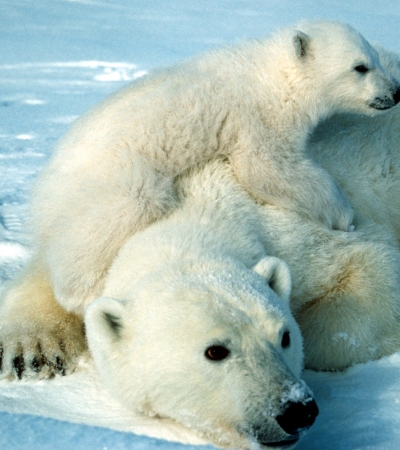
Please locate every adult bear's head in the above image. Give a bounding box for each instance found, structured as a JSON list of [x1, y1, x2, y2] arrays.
[[86, 256, 318, 449]]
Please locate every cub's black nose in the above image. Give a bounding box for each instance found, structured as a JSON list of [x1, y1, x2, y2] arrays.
[[393, 86, 400, 105], [276, 399, 319, 435]]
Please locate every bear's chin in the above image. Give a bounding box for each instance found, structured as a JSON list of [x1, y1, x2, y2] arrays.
[[368, 97, 399, 111], [258, 437, 299, 448]]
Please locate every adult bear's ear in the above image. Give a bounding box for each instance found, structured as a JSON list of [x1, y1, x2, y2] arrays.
[[85, 297, 126, 353], [293, 30, 310, 59], [252, 257, 292, 302]]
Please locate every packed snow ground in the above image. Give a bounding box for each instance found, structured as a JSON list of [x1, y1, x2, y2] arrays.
[[1, 1, 400, 449]]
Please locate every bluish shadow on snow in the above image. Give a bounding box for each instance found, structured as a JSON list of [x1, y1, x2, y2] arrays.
[[0, 412, 216, 450]]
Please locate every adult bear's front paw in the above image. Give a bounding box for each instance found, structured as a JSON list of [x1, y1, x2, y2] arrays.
[[0, 318, 86, 380]]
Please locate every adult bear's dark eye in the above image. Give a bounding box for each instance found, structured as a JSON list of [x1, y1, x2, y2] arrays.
[[281, 331, 291, 349], [354, 64, 369, 73], [205, 345, 230, 361]]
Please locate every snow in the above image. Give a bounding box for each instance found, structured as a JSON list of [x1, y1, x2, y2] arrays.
[[280, 380, 313, 406], [1, 0, 400, 448]]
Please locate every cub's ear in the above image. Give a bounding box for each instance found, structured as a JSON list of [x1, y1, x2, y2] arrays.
[[252, 257, 292, 302], [293, 30, 310, 59], [85, 297, 126, 352]]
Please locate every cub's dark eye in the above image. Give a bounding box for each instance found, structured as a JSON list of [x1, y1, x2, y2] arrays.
[[205, 345, 230, 361], [281, 331, 291, 349], [354, 64, 369, 73]]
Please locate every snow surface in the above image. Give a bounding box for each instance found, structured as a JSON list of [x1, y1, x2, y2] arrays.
[[1, 0, 400, 449]]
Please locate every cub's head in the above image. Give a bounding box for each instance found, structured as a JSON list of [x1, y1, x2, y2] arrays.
[[86, 257, 318, 449], [286, 21, 400, 118]]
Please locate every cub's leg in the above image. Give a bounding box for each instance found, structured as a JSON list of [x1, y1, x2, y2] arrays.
[[0, 260, 86, 379]]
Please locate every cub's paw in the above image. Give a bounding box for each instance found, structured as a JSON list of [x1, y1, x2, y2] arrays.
[[326, 202, 354, 232], [315, 178, 354, 232], [0, 317, 86, 380]]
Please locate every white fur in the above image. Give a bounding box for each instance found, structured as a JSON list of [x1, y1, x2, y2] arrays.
[[1, 22, 400, 448], [31, 21, 400, 311], [85, 161, 308, 449], [298, 45, 400, 370], [84, 153, 400, 445], [308, 46, 400, 242]]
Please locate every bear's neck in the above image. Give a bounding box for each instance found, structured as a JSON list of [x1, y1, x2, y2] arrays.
[[255, 91, 320, 156], [248, 46, 333, 150]]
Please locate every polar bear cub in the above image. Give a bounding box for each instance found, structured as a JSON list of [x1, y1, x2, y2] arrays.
[[85, 161, 318, 449], [31, 20, 400, 311]]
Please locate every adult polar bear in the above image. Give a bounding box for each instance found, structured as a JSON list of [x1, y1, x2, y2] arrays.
[[29, 20, 400, 313]]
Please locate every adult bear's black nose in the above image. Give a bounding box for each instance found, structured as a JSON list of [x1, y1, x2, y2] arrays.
[[276, 399, 319, 435]]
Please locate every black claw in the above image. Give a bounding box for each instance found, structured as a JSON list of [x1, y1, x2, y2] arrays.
[[55, 356, 66, 376], [13, 355, 24, 379], [31, 356, 40, 372], [0, 346, 3, 372]]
